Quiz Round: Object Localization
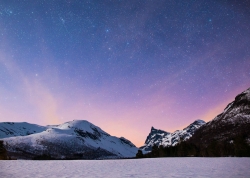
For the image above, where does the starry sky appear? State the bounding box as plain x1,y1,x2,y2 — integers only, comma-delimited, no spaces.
0,0,250,146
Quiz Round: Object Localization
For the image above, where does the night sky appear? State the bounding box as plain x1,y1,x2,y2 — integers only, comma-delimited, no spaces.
0,0,250,146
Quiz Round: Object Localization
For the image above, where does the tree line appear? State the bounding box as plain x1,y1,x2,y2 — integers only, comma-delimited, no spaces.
0,140,8,160
136,134,250,158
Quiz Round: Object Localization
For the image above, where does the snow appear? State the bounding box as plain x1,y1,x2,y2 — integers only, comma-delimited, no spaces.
223,101,234,112
208,87,250,125
2,120,138,158
0,158,250,178
241,87,250,100
0,122,46,138
140,120,205,151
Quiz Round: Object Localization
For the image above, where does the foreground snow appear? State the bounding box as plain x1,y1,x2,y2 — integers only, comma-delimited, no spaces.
0,158,249,178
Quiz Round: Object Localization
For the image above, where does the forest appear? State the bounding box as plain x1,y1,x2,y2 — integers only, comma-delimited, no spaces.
136,134,250,158
0,140,8,160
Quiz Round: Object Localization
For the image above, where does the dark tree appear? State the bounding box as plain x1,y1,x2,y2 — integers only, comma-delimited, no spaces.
136,150,143,158
159,145,165,157
151,144,159,157
32,154,55,160
0,140,8,160
233,134,250,157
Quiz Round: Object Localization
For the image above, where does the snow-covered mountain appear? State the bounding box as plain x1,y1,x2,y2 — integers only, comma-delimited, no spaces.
0,122,47,138
208,87,250,125
189,87,250,145
140,120,206,152
1,120,138,159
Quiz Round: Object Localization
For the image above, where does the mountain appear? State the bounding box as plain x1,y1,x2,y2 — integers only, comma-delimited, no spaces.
189,87,250,146
0,122,47,138
1,120,138,159
140,120,206,152
139,127,170,152
137,87,250,158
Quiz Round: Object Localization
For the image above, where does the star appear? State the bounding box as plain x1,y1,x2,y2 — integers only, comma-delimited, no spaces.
0,0,249,148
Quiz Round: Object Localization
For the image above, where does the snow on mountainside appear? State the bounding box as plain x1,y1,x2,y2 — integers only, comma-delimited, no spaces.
208,87,250,125
139,127,170,152
140,120,206,152
190,87,250,145
1,120,138,159
0,122,47,138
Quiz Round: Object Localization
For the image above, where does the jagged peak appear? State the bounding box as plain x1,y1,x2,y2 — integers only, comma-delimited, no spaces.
141,119,206,151
150,127,169,134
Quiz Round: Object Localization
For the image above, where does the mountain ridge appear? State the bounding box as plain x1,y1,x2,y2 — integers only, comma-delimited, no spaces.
1,120,138,160
137,87,250,158
140,119,206,152
0,122,47,139
1,87,250,159
189,87,250,146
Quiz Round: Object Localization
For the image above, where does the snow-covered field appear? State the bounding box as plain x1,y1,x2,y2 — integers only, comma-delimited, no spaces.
0,158,250,178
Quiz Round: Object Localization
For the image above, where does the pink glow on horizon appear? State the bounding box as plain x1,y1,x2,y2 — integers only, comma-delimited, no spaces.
1,50,250,147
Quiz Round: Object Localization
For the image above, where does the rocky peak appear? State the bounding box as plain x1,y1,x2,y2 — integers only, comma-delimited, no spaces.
189,87,250,146
140,119,205,152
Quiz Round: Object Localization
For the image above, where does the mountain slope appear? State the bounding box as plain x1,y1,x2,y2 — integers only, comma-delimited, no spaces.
140,120,205,152
1,120,138,159
139,127,170,152
0,122,47,138
189,87,250,146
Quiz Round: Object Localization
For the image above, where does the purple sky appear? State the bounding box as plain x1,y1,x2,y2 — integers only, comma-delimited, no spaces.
0,0,250,146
